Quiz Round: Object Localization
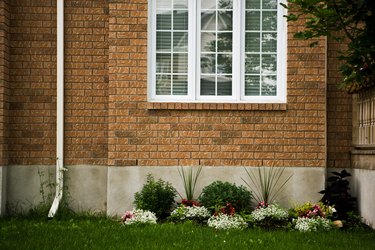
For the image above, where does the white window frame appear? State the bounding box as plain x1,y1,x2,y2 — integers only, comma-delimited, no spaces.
148,0,287,103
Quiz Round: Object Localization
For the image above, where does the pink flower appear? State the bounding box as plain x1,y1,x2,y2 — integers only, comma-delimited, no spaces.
256,201,269,209
121,211,134,222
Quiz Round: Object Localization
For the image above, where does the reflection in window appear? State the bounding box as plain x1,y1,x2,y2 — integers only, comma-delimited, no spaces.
200,0,233,96
245,0,278,97
155,0,188,96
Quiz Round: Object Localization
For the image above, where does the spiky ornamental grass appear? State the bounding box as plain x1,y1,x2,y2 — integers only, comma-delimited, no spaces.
242,167,292,204
178,166,203,201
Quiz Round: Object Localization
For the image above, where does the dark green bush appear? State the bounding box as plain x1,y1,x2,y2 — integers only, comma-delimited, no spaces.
319,170,357,220
134,174,177,220
199,181,252,214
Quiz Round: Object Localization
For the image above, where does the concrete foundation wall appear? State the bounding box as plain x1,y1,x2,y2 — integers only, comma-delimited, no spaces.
6,165,326,217
6,165,54,212
351,168,375,228
107,166,325,216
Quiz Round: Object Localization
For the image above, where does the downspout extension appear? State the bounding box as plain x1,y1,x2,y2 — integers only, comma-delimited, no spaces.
48,0,65,218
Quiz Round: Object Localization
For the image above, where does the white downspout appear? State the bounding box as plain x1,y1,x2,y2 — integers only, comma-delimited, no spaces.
48,0,65,218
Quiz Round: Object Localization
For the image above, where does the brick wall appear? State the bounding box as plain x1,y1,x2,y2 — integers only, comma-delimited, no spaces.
0,0,9,166
64,0,108,165
107,1,327,167
8,0,109,165
5,0,330,168
326,37,352,168
8,0,56,165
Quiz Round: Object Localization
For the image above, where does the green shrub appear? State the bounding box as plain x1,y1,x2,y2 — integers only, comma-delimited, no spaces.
134,174,177,220
199,181,252,214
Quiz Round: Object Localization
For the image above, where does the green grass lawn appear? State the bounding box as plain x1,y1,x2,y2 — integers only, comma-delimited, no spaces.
1,217,374,250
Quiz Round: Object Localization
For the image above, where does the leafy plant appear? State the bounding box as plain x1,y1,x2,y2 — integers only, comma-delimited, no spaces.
282,0,375,92
289,202,336,219
134,174,177,220
319,170,357,220
177,166,203,202
242,167,292,204
198,181,252,214
344,211,372,231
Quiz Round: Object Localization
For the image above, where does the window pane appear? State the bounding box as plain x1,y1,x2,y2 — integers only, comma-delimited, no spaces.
157,10,172,30
218,0,232,9
262,54,277,74
263,11,277,31
261,75,277,96
173,53,188,73
201,32,216,52
217,32,232,52
245,75,260,96
246,0,260,9
246,11,260,31
245,32,260,52
201,54,216,74
263,0,277,9
202,0,216,10
157,0,171,9
201,11,216,31
173,10,188,30
173,75,188,95
156,75,171,95
217,75,232,95
156,54,171,73
245,54,260,74
201,76,216,95
217,54,232,74
262,33,277,52
173,32,188,52
218,11,232,31
156,32,171,52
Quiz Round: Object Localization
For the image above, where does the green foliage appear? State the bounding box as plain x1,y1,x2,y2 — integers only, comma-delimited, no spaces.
198,181,252,213
242,167,292,204
177,166,203,201
344,211,372,230
283,0,375,92
319,170,357,220
134,174,177,220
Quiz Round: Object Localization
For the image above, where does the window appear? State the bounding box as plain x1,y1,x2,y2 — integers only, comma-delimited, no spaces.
148,0,286,103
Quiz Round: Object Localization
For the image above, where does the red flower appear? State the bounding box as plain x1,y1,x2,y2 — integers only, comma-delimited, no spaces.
181,199,200,207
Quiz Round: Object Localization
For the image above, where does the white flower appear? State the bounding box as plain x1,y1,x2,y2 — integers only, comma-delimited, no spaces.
294,217,331,232
170,205,211,221
207,214,247,230
250,204,289,222
122,209,157,225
